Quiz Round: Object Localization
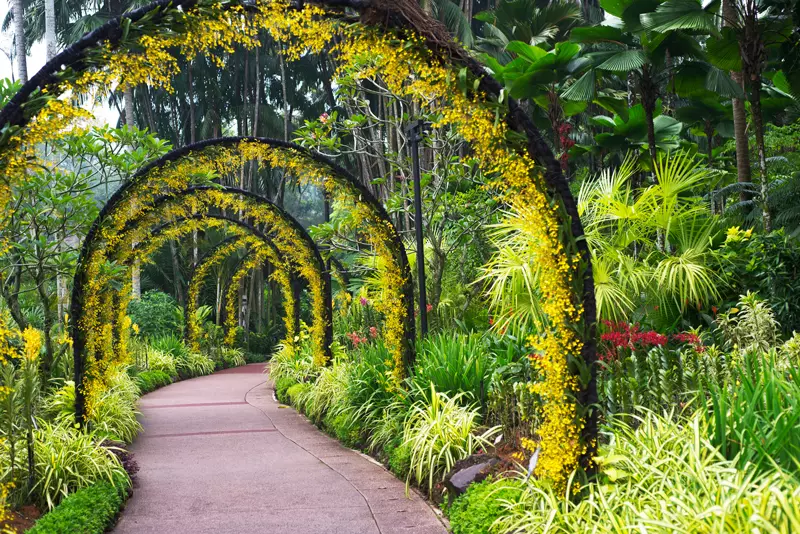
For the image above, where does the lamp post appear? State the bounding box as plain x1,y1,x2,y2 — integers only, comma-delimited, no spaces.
408,119,428,336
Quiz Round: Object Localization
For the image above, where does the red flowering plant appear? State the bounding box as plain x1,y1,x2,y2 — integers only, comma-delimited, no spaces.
598,321,709,418
599,320,667,362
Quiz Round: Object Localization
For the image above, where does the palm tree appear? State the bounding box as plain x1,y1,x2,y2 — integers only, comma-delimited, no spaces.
13,0,27,82
482,151,721,328
475,0,582,60
641,0,797,230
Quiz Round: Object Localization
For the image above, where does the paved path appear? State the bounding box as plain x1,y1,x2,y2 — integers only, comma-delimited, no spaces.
114,363,448,534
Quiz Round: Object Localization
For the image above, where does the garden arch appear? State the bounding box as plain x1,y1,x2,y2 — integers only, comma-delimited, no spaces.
110,136,415,373
71,185,330,421
0,0,598,483
128,217,300,348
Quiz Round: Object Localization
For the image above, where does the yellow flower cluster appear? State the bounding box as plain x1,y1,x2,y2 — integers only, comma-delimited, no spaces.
21,327,42,362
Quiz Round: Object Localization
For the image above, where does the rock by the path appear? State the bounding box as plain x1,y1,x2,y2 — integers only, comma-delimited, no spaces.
443,454,499,501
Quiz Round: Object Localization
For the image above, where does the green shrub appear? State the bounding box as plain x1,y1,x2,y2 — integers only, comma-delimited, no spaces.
244,351,268,364
175,351,215,379
247,331,276,355
346,342,406,443
493,411,800,533
299,362,353,423
704,354,800,475
32,420,128,510
323,411,362,448
145,348,177,378
719,229,800,336
268,343,314,383
286,383,310,408
28,475,128,534
448,477,525,534
42,372,141,443
127,291,181,338
134,370,172,394
274,377,296,404
149,334,187,358
219,347,246,369
387,441,412,478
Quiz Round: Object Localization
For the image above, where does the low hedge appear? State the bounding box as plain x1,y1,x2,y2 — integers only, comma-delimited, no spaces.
274,377,296,404
134,370,173,394
28,475,128,534
447,477,524,534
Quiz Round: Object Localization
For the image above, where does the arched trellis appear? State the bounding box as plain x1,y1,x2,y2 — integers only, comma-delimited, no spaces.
1,0,598,484
71,185,331,421
114,136,415,373
126,216,300,348
219,245,290,345
184,233,299,350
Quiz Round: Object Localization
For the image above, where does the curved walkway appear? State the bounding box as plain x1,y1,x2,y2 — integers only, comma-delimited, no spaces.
114,363,448,534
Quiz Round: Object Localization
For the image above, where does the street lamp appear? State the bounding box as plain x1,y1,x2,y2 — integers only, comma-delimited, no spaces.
408,119,428,336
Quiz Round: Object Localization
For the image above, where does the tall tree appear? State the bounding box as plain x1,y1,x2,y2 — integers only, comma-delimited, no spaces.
13,0,27,82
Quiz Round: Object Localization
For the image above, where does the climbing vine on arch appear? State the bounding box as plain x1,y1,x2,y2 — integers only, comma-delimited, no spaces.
73,184,329,420
0,0,597,487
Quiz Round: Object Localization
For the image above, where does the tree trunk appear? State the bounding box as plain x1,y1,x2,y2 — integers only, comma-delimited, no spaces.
13,0,27,83
188,60,196,144
641,67,659,177
124,86,135,128
44,0,57,61
749,77,771,231
279,48,290,142
2,264,27,330
35,271,55,378
170,241,184,306
723,0,752,202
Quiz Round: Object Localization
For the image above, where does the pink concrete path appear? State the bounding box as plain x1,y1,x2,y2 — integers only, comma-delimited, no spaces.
114,363,448,534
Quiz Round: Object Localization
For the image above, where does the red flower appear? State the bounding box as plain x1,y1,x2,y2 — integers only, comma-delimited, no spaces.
369,326,378,339
426,304,433,313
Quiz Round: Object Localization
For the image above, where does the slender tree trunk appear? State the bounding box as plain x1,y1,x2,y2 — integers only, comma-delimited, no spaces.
44,0,57,61
170,241,184,306
750,77,771,231
13,0,27,83
2,265,27,330
35,270,55,377
723,0,752,201
188,61,196,144
279,47,290,142
124,87,135,128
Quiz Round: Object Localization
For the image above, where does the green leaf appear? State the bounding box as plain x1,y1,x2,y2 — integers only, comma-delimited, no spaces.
562,100,588,117
706,29,742,71
591,115,617,128
640,0,721,35
570,25,627,44
597,50,649,72
505,41,548,63
705,66,745,99
562,69,596,101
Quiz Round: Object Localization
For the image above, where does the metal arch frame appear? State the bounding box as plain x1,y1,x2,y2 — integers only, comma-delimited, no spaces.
125,216,300,344
116,136,416,370
217,246,288,343
4,0,599,464
72,186,330,421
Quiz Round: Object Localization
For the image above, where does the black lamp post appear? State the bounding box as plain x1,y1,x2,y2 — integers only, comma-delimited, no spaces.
408,119,428,336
